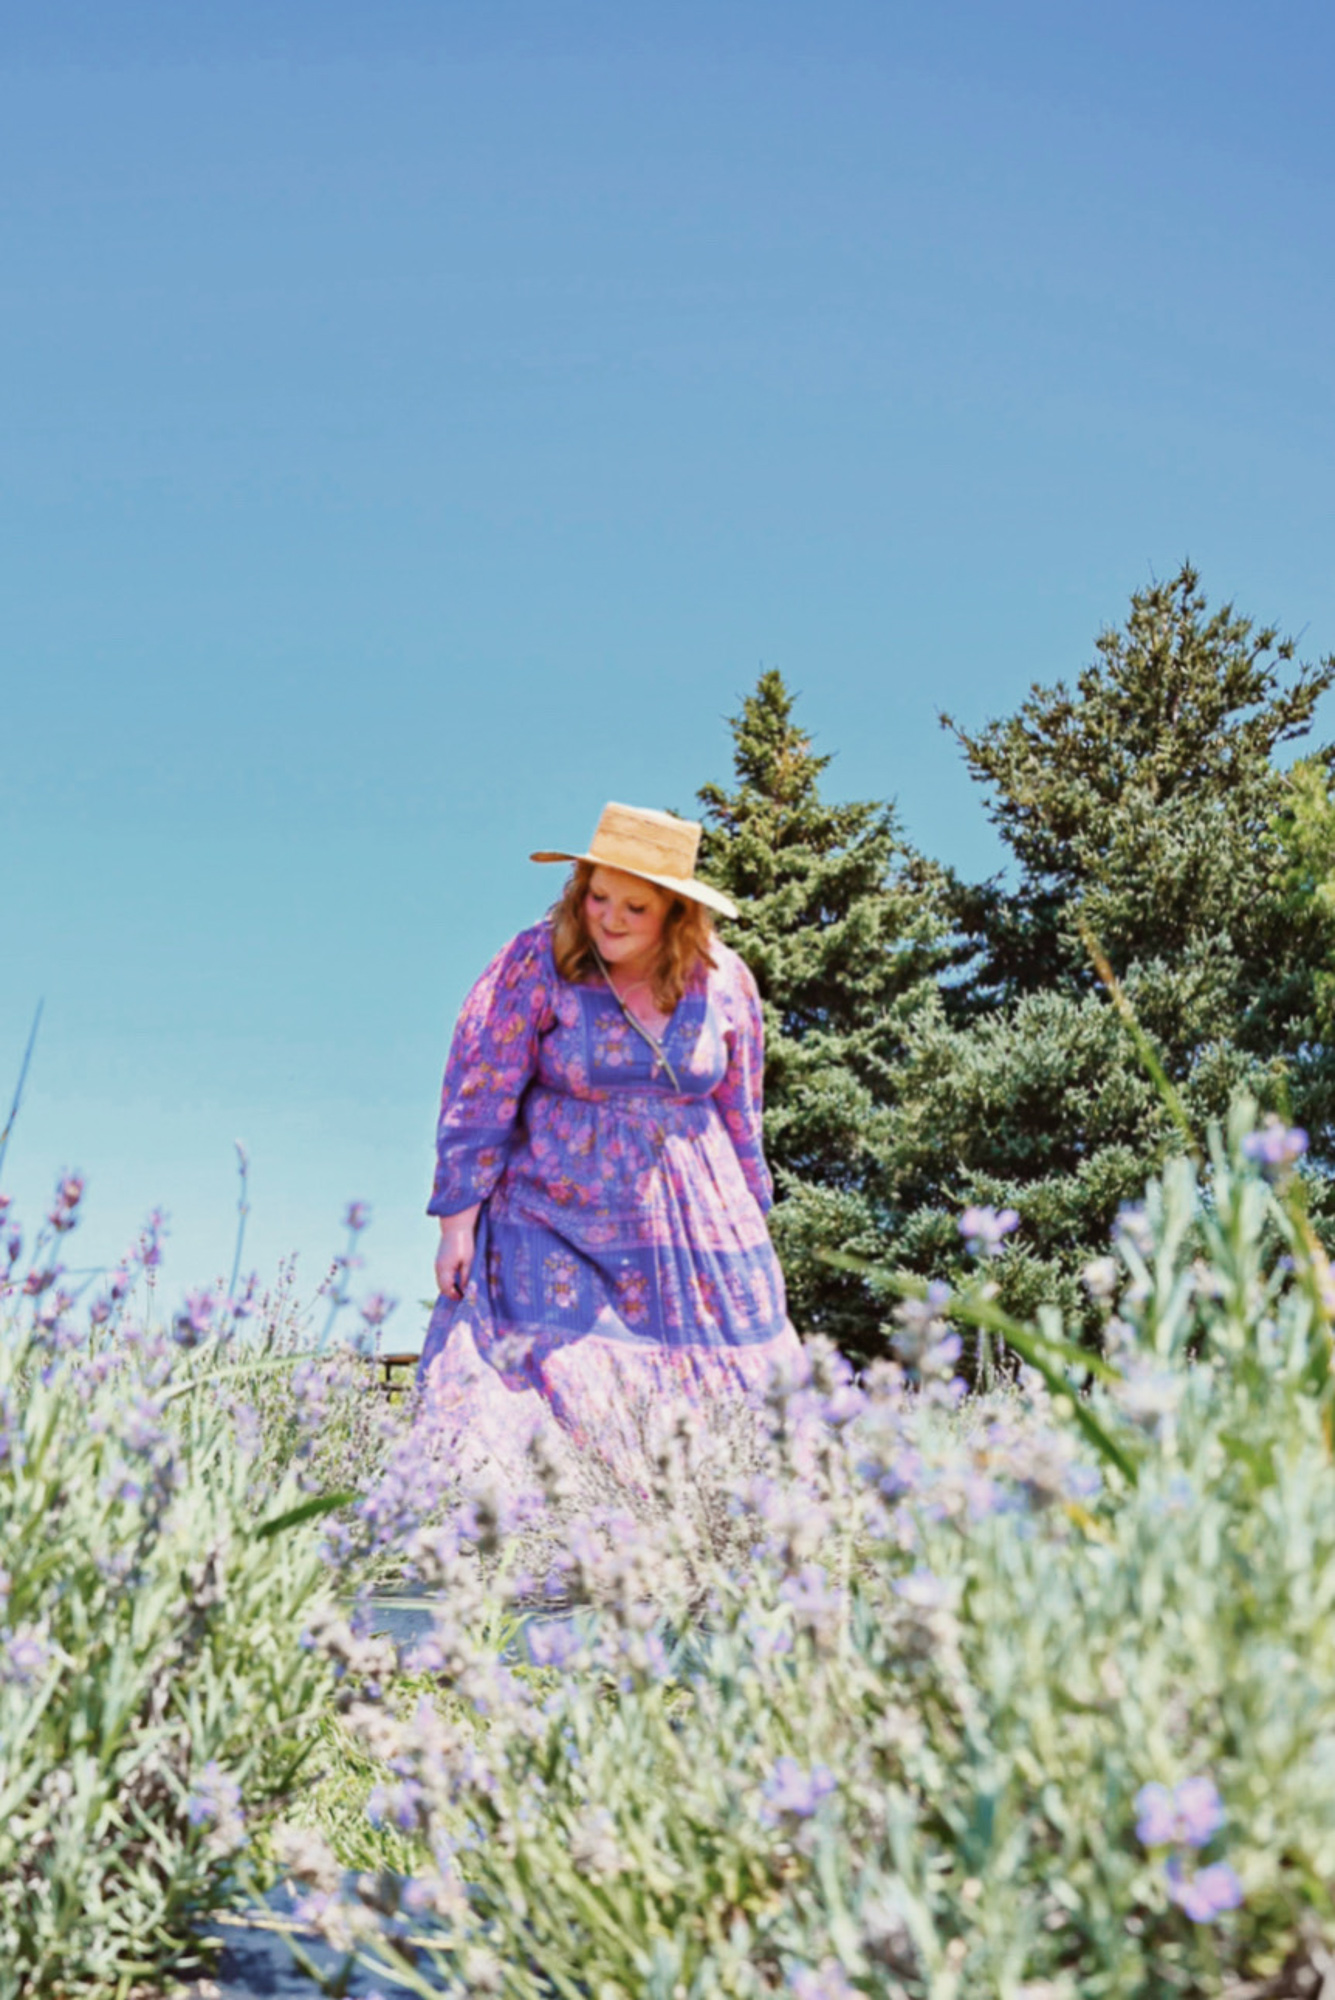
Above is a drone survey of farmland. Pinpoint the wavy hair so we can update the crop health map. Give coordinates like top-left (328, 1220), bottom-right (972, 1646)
top-left (551, 860), bottom-right (717, 1009)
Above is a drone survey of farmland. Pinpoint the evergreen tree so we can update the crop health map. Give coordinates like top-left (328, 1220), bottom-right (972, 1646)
top-left (1271, 757), bottom-right (1335, 1046)
top-left (945, 565), bottom-right (1334, 1027)
top-left (697, 671), bottom-right (948, 1349)
top-left (888, 566), bottom-right (1335, 1322)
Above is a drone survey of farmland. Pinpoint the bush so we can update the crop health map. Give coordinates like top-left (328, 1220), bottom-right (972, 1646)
top-left (0, 1181), bottom-right (356, 1999)
top-left (287, 1102), bottom-right (1335, 1998)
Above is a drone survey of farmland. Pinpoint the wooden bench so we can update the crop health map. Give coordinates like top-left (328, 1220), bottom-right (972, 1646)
top-left (372, 1351), bottom-right (422, 1397)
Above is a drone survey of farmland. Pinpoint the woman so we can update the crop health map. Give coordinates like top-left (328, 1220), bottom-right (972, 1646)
top-left (418, 801), bottom-right (802, 1472)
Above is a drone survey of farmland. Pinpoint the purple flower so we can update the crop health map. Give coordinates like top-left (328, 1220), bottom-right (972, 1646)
top-left (402, 1632), bottom-right (454, 1675)
top-left (186, 1760), bottom-right (243, 1829)
top-left (173, 1290), bottom-right (216, 1348)
top-left (893, 1566), bottom-right (949, 1610)
top-left (1135, 1782), bottom-right (1178, 1846)
top-left (789, 1959), bottom-right (857, 2000)
top-left (343, 1200), bottom-right (371, 1233)
top-left (823, 1383), bottom-right (867, 1427)
top-left (925, 1330), bottom-right (963, 1376)
top-left (778, 1564), bottom-right (845, 1637)
top-left (229, 1273), bottom-right (258, 1323)
top-left (47, 1172), bottom-right (85, 1233)
top-left (890, 1284), bottom-right (960, 1377)
top-left (897, 1281), bottom-right (951, 1330)
top-left (138, 1209), bottom-right (168, 1271)
top-left (763, 1756), bottom-right (837, 1821)
top-left (1173, 1776), bottom-right (1227, 1848)
top-left (292, 1359), bottom-right (336, 1433)
top-left (1064, 1461), bottom-right (1103, 1503)
top-left (3, 1623), bottom-right (53, 1686)
top-left (959, 1205), bottom-right (1019, 1257)
top-left (367, 1777), bottom-right (426, 1834)
top-left (103, 1473), bottom-right (146, 1506)
top-left (120, 1395), bottom-right (168, 1457)
top-left (527, 1618), bottom-right (585, 1669)
top-left (1114, 1202), bottom-right (1154, 1256)
top-left (358, 1291), bottom-right (398, 1331)
top-left (1242, 1120), bottom-right (1308, 1177)
top-left (35, 1288), bottom-right (78, 1343)
top-left (92, 1263), bottom-right (135, 1323)
top-left (1135, 1776), bottom-right (1225, 1850)
top-left (1166, 1856), bottom-right (1243, 1923)
top-left (964, 1470), bottom-right (1005, 1518)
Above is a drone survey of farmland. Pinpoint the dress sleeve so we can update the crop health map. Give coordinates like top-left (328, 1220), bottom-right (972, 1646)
top-left (715, 953), bottom-right (774, 1216)
top-left (428, 925), bottom-right (557, 1217)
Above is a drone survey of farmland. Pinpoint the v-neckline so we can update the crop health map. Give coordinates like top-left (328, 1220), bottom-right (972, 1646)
top-left (577, 950), bottom-right (708, 1048)
top-left (589, 976), bottom-right (676, 1044)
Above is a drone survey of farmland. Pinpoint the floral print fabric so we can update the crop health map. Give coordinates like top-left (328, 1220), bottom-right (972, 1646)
top-left (418, 921), bottom-right (800, 1462)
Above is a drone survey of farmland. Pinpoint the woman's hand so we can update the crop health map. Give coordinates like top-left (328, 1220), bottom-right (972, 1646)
top-left (435, 1205), bottom-right (480, 1301)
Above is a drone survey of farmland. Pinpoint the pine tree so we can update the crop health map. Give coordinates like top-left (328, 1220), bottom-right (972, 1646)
top-left (697, 671), bottom-right (948, 1349)
top-left (946, 565), bottom-right (1334, 1025)
top-left (1271, 757), bottom-right (1335, 1049)
top-left (887, 566), bottom-right (1335, 1321)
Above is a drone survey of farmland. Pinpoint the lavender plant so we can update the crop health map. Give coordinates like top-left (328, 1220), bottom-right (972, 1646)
top-left (0, 1176), bottom-right (370, 1999)
top-left (286, 1101), bottom-right (1335, 1999)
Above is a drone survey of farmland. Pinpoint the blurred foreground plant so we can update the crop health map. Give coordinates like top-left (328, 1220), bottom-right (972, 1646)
top-left (288, 1099), bottom-right (1335, 1998)
top-left (0, 1176), bottom-right (369, 2000)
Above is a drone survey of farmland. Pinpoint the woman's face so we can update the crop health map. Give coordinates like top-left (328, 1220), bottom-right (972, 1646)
top-left (584, 866), bottom-right (671, 969)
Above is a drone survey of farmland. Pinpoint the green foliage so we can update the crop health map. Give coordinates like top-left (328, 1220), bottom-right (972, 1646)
top-left (879, 986), bottom-right (1175, 1329)
top-left (884, 565), bottom-right (1335, 1317)
top-left (296, 1106), bottom-right (1335, 1999)
top-left (0, 1309), bottom-right (343, 1997)
top-left (687, 577), bottom-right (1335, 1344)
top-left (944, 565), bottom-right (1333, 1002)
top-left (1272, 754), bottom-right (1335, 1040)
top-left (697, 670), bottom-right (950, 1349)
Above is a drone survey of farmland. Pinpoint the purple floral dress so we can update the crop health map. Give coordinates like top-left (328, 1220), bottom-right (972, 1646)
top-left (418, 920), bottom-right (801, 1466)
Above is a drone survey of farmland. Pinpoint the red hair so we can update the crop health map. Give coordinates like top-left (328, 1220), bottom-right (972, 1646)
top-left (550, 861), bottom-right (717, 1009)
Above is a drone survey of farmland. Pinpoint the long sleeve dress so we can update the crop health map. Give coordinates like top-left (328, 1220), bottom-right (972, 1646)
top-left (417, 919), bottom-right (801, 1472)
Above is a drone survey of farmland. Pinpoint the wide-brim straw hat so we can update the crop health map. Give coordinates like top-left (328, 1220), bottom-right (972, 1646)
top-left (531, 802), bottom-right (739, 920)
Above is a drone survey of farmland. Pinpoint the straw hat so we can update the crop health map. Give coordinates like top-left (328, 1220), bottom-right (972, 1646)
top-left (531, 802), bottom-right (739, 919)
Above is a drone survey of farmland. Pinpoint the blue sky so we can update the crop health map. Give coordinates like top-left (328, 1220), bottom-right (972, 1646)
top-left (3, 0), bottom-right (1333, 1331)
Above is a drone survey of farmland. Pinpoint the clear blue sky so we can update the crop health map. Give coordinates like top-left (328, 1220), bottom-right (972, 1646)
top-left (4, 0), bottom-right (1333, 1332)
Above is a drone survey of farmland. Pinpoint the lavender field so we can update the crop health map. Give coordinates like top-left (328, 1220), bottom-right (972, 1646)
top-left (3, 1102), bottom-right (1334, 1998)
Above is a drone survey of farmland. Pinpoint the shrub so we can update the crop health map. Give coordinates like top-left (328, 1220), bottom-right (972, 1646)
top-left (0, 1181), bottom-right (355, 1999)
top-left (288, 1101), bottom-right (1335, 1998)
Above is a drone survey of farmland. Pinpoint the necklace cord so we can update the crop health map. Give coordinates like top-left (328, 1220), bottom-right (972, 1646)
top-left (591, 946), bottom-right (682, 1094)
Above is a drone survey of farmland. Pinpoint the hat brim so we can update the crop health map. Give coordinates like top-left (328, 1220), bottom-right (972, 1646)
top-left (530, 850), bottom-right (739, 921)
